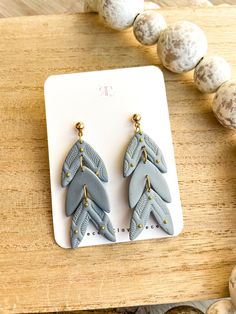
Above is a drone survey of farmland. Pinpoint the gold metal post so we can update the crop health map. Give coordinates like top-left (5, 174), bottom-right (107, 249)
top-left (132, 113), bottom-right (142, 134)
top-left (76, 121), bottom-right (84, 144)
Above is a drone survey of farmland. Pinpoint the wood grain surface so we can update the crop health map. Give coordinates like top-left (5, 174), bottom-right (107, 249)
top-left (0, 6), bottom-right (236, 314)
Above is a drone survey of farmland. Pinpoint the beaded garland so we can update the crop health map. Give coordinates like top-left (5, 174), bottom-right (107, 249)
top-left (86, 0), bottom-right (236, 130)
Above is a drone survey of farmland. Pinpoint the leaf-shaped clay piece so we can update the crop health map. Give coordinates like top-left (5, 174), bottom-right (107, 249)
top-left (143, 133), bottom-right (167, 173)
top-left (129, 189), bottom-right (174, 240)
top-left (150, 190), bottom-right (174, 236)
top-left (66, 166), bottom-right (110, 216)
top-left (129, 160), bottom-right (171, 209)
top-left (70, 199), bottom-right (116, 249)
top-left (129, 191), bottom-right (151, 241)
top-left (123, 132), bottom-right (167, 178)
top-left (88, 200), bottom-right (116, 243)
top-left (70, 201), bottom-right (90, 248)
top-left (61, 140), bottom-right (108, 187)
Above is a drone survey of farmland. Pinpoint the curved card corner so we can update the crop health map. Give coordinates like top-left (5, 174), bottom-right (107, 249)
top-left (44, 75), bottom-right (56, 93)
top-left (173, 220), bottom-right (184, 237)
top-left (150, 65), bottom-right (164, 78)
top-left (54, 232), bottom-right (70, 250)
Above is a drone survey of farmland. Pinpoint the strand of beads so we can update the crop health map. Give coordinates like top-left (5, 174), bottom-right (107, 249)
top-left (86, 0), bottom-right (236, 130)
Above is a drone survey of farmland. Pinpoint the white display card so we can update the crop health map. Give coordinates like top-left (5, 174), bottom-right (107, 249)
top-left (44, 65), bottom-right (183, 249)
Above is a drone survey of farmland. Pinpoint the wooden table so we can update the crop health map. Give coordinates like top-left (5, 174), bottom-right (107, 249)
top-left (0, 6), bottom-right (236, 314)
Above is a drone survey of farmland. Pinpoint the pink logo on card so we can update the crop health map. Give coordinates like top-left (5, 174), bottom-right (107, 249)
top-left (99, 85), bottom-right (114, 97)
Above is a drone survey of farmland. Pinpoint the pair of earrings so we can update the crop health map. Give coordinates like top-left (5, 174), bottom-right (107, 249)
top-left (61, 114), bottom-right (173, 249)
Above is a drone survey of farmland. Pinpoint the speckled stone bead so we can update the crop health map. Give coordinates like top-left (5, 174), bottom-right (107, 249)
top-left (212, 80), bottom-right (236, 129)
top-left (98, 0), bottom-right (144, 31)
top-left (206, 300), bottom-right (236, 314)
top-left (165, 306), bottom-right (203, 314)
top-left (194, 56), bottom-right (231, 93)
top-left (229, 266), bottom-right (236, 308)
top-left (157, 21), bottom-right (208, 73)
top-left (133, 11), bottom-right (166, 46)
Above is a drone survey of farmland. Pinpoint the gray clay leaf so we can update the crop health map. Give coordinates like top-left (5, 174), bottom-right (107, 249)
top-left (70, 199), bottom-right (115, 249)
top-left (129, 159), bottom-right (171, 209)
top-left (129, 191), bottom-right (151, 240)
top-left (123, 132), bottom-right (167, 178)
top-left (70, 202), bottom-right (90, 249)
top-left (123, 134), bottom-right (142, 178)
top-left (143, 133), bottom-right (167, 173)
top-left (129, 189), bottom-right (174, 241)
top-left (88, 200), bottom-right (116, 243)
top-left (61, 140), bottom-right (108, 187)
top-left (66, 166), bottom-right (110, 217)
top-left (150, 189), bottom-right (174, 236)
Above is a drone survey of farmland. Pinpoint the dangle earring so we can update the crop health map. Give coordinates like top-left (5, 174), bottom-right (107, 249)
top-left (123, 114), bottom-right (174, 240)
top-left (61, 122), bottom-right (116, 248)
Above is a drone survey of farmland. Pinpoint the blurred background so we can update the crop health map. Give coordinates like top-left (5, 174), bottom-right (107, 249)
top-left (0, 0), bottom-right (235, 18)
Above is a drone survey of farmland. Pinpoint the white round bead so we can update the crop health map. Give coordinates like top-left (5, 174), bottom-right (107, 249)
top-left (206, 300), bottom-right (236, 314)
top-left (98, 0), bottom-right (144, 30)
top-left (194, 56), bottom-right (231, 93)
top-left (212, 80), bottom-right (236, 129)
top-left (229, 266), bottom-right (236, 307)
top-left (133, 11), bottom-right (166, 46)
top-left (157, 21), bottom-right (208, 73)
top-left (85, 0), bottom-right (98, 12)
